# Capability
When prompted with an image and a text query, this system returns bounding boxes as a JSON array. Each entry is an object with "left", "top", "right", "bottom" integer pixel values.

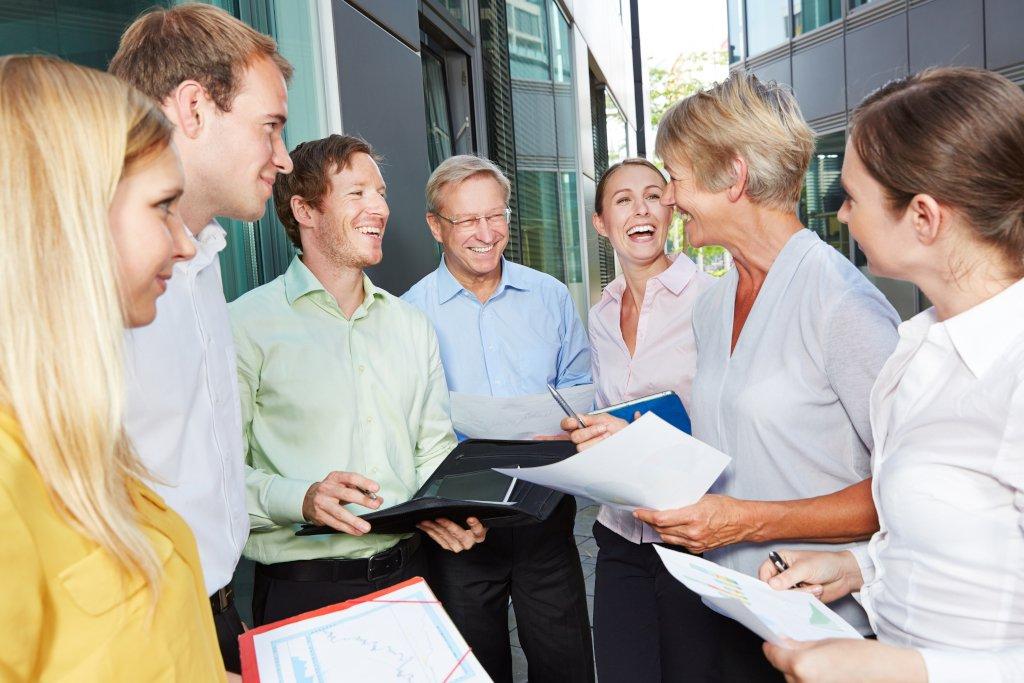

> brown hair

[
  {"left": 108, "top": 3, "right": 293, "bottom": 111},
  {"left": 655, "top": 72, "right": 813, "bottom": 209},
  {"left": 273, "top": 134, "right": 381, "bottom": 250},
  {"left": 851, "top": 67, "right": 1024, "bottom": 275},
  {"left": 595, "top": 157, "right": 666, "bottom": 215}
]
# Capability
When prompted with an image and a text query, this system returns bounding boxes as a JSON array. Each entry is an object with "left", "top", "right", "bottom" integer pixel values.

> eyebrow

[{"left": 266, "top": 113, "right": 287, "bottom": 125}]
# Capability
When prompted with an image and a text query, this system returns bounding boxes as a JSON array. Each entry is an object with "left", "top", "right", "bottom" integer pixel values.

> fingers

[
  {"left": 417, "top": 521, "right": 457, "bottom": 552},
  {"left": 533, "top": 433, "right": 571, "bottom": 441},
  {"left": 325, "top": 471, "right": 380, "bottom": 496},
  {"left": 419, "top": 518, "right": 480, "bottom": 553},
  {"left": 758, "top": 558, "right": 780, "bottom": 582},
  {"left": 633, "top": 506, "right": 693, "bottom": 528},
  {"left": 317, "top": 481, "right": 382, "bottom": 510},
  {"left": 568, "top": 423, "right": 609, "bottom": 450},
  {"left": 762, "top": 642, "right": 794, "bottom": 675},
  {"left": 466, "top": 517, "right": 487, "bottom": 542},
  {"left": 559, "top": 416, "right": 582, "bottom": 432},
  {"left": 315, "top": 501, "right": 372, "bottom": 535},
  {"left": 767, "top": 563, "right": 817, "bottom": 591}
]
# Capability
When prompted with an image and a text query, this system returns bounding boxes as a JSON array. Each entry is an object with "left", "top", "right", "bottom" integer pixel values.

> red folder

[{"left": 239, "top": 576, "right": 473, "bottom": 682}]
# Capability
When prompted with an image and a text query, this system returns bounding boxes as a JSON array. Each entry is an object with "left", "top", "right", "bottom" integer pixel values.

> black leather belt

[
  {"left": 256, "top": 535, "right": 421, "bottom": 583},
  {"left": 209, "top": 583, "right": 234, "bottom": 614}
]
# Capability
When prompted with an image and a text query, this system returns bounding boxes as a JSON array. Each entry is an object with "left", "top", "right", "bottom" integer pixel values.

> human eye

[
  {"left": 616, "top": 196, "right": 630, "bottom": 205},
  {"left": 646, "top": 192, "right": 662, "bottom": 201}
]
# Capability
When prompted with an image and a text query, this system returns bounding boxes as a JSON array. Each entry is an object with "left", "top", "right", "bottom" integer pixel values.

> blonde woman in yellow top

[{"left": 0, "top": 55, "right": 227, "bottom": 681}]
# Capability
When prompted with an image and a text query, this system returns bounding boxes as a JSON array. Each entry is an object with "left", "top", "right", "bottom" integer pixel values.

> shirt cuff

[
  {"left": 920, "top": 648, "right": 1002, "bottom": 683},
  {"left": 266, "top": 476, "right": 316, "bottom": 526},
  {"left": 847, "top": 544, "right": 875, "bottom": 585}
]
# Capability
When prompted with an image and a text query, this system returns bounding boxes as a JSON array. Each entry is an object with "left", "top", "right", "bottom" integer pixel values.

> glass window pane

[
  {"left": 746, "top": 0, "right": 790, "bottom": 55},
  {"left": 508, "top": 0, "right": 549, "bottom": 80},
  {"left": 800, "top": 132, "right": 849, "bottom": 258},
  {"left": 438, "top": 0, "right": 472, "bottom": 32},
  {"left": 517, "top": 170, "right": 565, "bottom": 279},
  {"left": 422, "top": 50, "right": 454, "bottom": 170},
  {"left": 794, "top": 0, "right": 841, "bottom": 36},
  {"left": 605, "top": 93, "right": 628, "bottom": 166},
  {"left": 727, "top": 0, "right": 744, "bottom": 63},
  {"left": 849, "top": 0, "right": 877, "bottom": 9}
]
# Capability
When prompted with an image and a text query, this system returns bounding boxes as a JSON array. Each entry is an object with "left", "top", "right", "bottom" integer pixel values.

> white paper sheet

[
  {"left": 249, "top": 579, "right": 490, "bottom": 682},
  {"left": 493, "top": 412, "right": 730, "bottom": 511},
  {"left": 450, "top": 384, "right": 595, "bottom": 440},
  {"left": 653, "top": 546, "right": 863, "bottom": 644}
]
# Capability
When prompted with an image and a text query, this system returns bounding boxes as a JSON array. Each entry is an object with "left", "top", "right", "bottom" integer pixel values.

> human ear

[
  {"left": 425, "top": 213, "right": 445, "bottom": 244},
  {"left": 907, "top": 194, "right": 944, "bottom": 246},
  {"left": 726, "top": 156, "right": 749, "bottom": 203},
  {"left": 165, "top": 81, "right": 208, "bottom": 139},
  {"left": 592, "top": 212, "right": 609, "bottom": 238},
  {"left": 290, "top": 196, "right": 317, "bottom": 229}
]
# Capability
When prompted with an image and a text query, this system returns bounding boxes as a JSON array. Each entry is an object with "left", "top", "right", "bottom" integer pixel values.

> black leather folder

[{"left": 296, "top": 439, "right": 576, "bottom": 536}]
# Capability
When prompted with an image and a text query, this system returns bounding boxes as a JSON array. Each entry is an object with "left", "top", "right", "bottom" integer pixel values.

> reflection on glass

[
  {"left": 438, "top": 0, "right": 472, "bottom": 32},
  {"left": 508, "top": 0, "right": 549, "bottom": 80},
  {"left": 550, "top": 2, "right": 572, "bottom": 84},
  {"left": 605, "top": 93, "right": 628, "bottom": 166},
  {"left": 800, "top": 132, "right": 849, "bottom": 258},
  {"left": 517, "top": 171, "right": 565, "bottom": 280},
  {"left": 794, "top": 0, "right": 841, "bottom": 35},
  {"left": 422, "top": 51, "right": 454, "bottom": 170},
  {"left": 746, "top": 0, "right": 790, "bottom": 55},
  {"left": 559, "top": 172, "right": 582, "bottom": 284},
  {"left": 727, "top": 0, "right": 744, "bottom": 63},
  {"left": 849, "top": 0, "right": 877, "bottom": 9}
]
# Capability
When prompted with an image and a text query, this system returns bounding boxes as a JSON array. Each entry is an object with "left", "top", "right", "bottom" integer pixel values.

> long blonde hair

[{"left": 0, "top": 55, "right": 174, "bottom": 595}]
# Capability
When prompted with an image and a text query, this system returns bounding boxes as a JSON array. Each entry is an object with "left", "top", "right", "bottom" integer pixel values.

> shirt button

[
  {"left": 366, "top": 416, "right": 373, "bottom": 424},
  {"left": 488, "top": 345, "right": 494, "bottom": 350},
  {"left": 358, "top": 365, "right": 365, "bottom": 373}
]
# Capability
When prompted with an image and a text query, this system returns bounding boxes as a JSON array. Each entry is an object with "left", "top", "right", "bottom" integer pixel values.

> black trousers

[
  {"left": 251, "top": 539, "right": 428, "bottom": 626},
  {"left": 714, "top": 612, "right": 785, "bottom": 682},
  {"left": 426, "top": 496, "right": 594, "bottom": 683},
  {"left": 211, "top": 599, "right": 245, "bottom": 674},
  {"left": 592, "top": 521, "right": 720, "bottom": 682}
]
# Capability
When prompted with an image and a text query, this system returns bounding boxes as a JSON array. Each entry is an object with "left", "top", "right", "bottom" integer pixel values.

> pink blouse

[{"left": 589, "top": 253, "right": 713, "bottom": 543}]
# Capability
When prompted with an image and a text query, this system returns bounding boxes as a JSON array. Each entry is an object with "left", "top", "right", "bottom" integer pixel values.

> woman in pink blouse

[{"left": 582, "top": 158, "right": 715, "bottom": 682}]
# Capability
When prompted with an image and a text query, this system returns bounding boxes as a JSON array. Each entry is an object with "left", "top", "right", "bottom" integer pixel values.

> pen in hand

[
  {"left": 768, "top": 550, "right": 807, "bottom": 588},
  {"left": 547, "top": 382, "right": 587, "bottom": 429}
]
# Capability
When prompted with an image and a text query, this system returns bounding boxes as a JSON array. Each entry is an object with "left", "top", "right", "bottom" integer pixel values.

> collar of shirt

[
  {"left": 600, "top": 252, "right": 698, "bottom": 305},
  {"left": 176, "top": 220, "right": 226, "bottom": 275},
  {"left": 436, "top": 255, "right": 530, "bottom": 305},
  {"left": 282, "top": 255, "right": 384, "bottom": 320},
  {"left": 942, "top": 276, "right": 1024, "bottom": 379}
]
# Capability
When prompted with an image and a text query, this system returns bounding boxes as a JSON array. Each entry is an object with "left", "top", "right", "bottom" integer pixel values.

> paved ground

[{"left": 233, "top": 497, "right": 602, "bottom": 682}]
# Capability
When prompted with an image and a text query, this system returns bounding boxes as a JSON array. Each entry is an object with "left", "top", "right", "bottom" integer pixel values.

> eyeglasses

[{"left": 434, "top": 207, "right": 511, "bottom": 231}]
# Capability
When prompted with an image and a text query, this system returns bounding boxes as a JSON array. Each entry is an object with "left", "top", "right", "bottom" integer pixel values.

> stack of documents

[
  {"left": 493, "top": 412, "right": 730, "bottom": 511},
  {"left": 654, "top": 546, "right": 863, "bottom": 644},
  {"left": 240, "top": 577, "right": 491, "bottom": 682}
]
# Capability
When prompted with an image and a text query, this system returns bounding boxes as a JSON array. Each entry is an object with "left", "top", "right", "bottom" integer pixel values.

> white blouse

[
  {"left": 691, "top": 229, "right": 900, "bottom": 632},
  {"left": 852, "top": 277, "right": 1024, "bottom": 683}
]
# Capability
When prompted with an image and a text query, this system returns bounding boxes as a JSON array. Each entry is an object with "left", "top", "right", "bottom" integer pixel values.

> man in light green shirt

[{"left": 230, "top": 135, "right": 486, "bottom": 626}]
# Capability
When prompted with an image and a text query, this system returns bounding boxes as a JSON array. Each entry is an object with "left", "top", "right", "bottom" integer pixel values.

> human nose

[
  {"left": 473, "top": 216, "right": 495, "bottom": 243},
  {"left": 660, "top": 182, "right": 676, "bottom": 208},
  {"left": 273, "top": 133, "right": 293, "bottom": 174},
  {"left": 837, "top": 199, "right": 849, "bottom": 224},
  {"left": 169, "top": 213, "right": 196, "bottom": 264}
]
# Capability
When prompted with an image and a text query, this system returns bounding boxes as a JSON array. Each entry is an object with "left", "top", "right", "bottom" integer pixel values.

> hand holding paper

[
  {"left": 493, "top": 412, "right": 730, "bottom": 511},
  {"left": 654, "top": 546, "right": 862, "bottom": 645}
]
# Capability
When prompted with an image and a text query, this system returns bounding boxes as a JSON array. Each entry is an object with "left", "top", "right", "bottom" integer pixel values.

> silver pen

[{"left": 547, "top": 382, "right": 587, "bottom": 429}]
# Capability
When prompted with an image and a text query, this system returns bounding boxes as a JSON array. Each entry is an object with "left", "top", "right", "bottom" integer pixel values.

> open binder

[{"left": 296, "top": 439, "right": 576, "bottom": 536}]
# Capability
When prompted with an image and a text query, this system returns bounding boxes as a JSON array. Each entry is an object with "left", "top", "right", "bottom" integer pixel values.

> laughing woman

[
  {"left": 761, "top": 67, "right": 1024, "bottom": 683},
  {"left": 0, "top": 56, "right": 225, "bottom": 680},
  {"left": 564, "top": 158, "right": 715, "bottom": 681}
]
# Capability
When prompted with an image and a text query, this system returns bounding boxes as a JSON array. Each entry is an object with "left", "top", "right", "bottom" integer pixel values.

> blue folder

[{"left": 592, "top": 390, "right": 691, "bottom": 434}]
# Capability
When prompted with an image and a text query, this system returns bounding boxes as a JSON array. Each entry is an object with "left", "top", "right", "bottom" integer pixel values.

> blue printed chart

[
  {"left": 654, "top": 546, "right": 863, "bottom": 644},
  {"left": 250, "top": 581, "right": 490, "bottom": 682}
]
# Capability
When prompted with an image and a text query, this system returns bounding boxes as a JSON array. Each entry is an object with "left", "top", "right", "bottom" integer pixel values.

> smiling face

[
  {"left": 109, "top": 143, "right": 196, "bottom": 327},
  {"left": 660, "top": 159, "right": 733, "bottom": 249},
  {"left": 199, "top": 56, "right": 293, "bottom": 222},
  {"left": 593, "top": 164, "right": 672, "bottom": 267},
  {"left": 303, "top": 151, "right": 389, "bottom": 269},
  {"left": 427, "top": 173, "right": 510, "bottom": 281}
]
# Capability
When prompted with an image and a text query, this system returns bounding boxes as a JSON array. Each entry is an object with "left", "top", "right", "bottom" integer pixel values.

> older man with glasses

[{"left": 402, "top": 155, "right": 594, "bottom": 683}]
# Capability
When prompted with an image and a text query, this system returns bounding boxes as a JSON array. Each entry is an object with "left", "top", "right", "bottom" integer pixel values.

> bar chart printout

[{"left": 240, "top": 577, "right": 491, "bottom": 682}]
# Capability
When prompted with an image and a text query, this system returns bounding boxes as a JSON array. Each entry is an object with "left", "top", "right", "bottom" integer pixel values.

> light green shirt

[{"left": 230, "top": 257, "right": 457, "bottom": 564}]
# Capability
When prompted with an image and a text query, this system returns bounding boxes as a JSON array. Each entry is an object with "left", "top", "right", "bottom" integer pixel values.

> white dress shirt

[
  {"left": 588, "top": 254, "right": 712, "bottom": 542},
  {"left": 851, "top": 277, "right": 1024, "bottom": 683},
  {"left": 124, "top": 221, "right": 248, "bottom": 595},
  {"left": 691, "top": 229, "right": 900, "bottom": 632}
]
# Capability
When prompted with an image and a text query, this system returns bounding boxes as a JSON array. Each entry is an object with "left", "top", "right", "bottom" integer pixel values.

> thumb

[{"left": 768, "top": 564, "right": 817, "bottom": 591}]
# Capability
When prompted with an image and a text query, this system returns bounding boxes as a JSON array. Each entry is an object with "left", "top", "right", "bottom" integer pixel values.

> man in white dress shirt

[{"left": 109, "top": 4, "right": 294, "bottom": 673}]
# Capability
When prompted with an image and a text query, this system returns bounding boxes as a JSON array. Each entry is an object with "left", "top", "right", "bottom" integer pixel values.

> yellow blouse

[{"left": 0, "top": 410, "right": 224, "bottom": 681}]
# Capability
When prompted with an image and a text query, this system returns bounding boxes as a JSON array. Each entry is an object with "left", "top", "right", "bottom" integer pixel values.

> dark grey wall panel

[
  {"left": 908, "top": 0, "right": 984, "bottom": 71},
  {"left": 345, "top": 0, "right": 419, "bottom": 48},
  {"left": 986, "top": 0, "right": 1024, "bottom": 70},
  {"left": 333, "top": 0, "right": 438, "bottom": 295},
  {"left": 845, "top": 13, "right": 908, "bottom": 108},
  {"left": 751, "top": 56, "right": 791, "bottom": 87},
  {"left": 792, "top": 37, "right": 844, "bottom": 121}
]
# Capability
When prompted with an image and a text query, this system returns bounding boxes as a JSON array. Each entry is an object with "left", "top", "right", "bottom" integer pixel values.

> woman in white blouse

[{"left": 760, "top": 67, "right": 1024, "bottom": 683}]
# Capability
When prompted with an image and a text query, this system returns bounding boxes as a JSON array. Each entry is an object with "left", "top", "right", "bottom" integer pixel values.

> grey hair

[{"left": 425, "top": 154, "right": 512, "bottom": 214}]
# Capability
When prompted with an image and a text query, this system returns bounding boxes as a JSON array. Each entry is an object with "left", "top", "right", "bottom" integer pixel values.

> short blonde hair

[
  {"left": 655, "top": 72, "right": 814, "bottom": 209},
  {"left": 426, "top": 155, "right": 511, "bottom": 214},
  {"left": 109, "top": 2, "right": 293, "bottom": 111},
  {"left": 0, "top": 55, "right": 173, "bottom": 598}
]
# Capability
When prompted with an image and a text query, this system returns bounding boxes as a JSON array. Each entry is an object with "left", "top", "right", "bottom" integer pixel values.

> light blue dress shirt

[{"left": 402, "top": 256, "right": 591, "bottom": 396}]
